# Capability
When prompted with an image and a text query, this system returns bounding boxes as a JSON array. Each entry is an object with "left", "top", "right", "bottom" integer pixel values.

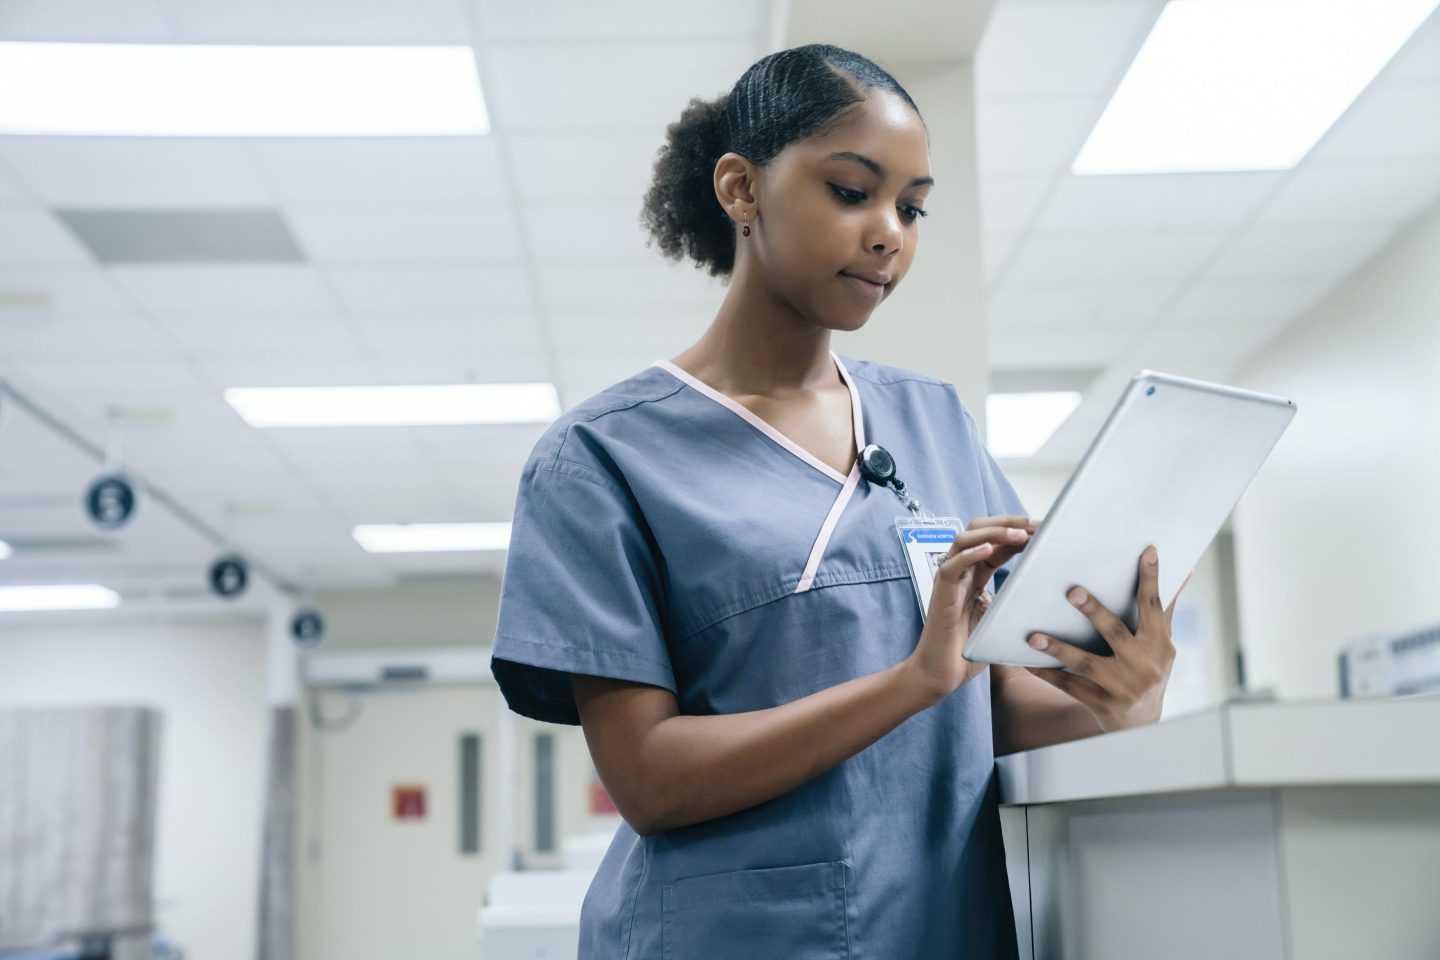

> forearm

[
  {"left": 990, "top": 664, "right": 1104, "bottom": 756},
  {"left": 639, "top": 661, "right": 943, "bottom": 834}
]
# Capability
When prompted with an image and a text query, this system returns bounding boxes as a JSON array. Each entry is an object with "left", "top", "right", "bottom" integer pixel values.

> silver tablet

[{"left": 963, "top": 370, "right": 1296, "bottom": 668}]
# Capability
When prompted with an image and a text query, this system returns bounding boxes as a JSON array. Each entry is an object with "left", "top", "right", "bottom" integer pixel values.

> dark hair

[{"left": 639, "top": 44, "right": 923, "bottom": 279}]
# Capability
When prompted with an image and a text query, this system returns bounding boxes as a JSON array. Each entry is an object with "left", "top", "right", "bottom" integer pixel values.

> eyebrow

[{"left": 825, "top": 151, "right": 935, "bottom": 188}]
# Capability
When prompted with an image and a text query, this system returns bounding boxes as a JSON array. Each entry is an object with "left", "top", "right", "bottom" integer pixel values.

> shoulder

[
  {"left": 523, "top": 363, "right": 687, "bottom": 484},
  {"left": 837, "top": 354, "right": 979, "bottom": 425}
]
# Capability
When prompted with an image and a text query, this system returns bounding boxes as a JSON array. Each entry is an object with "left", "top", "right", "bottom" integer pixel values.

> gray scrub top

[{"left": 491, "top": 350, "right": 1025, "bottom": 960}]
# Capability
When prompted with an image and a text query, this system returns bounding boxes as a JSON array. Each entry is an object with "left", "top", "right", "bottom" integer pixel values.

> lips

[{"left": 840, "top": 271, "right": 890, "bottom": 289}]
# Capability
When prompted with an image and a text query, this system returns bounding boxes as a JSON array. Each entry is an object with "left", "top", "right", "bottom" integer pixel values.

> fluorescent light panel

[
  {"left": 353, "top": 522, "right": 511, "bottom": 553},
  {"left": 1073, "top": 0, "right": 1440, "bottom": 174},
  {"left": 0, "top": 584, "right": 121, "bottom": 612},
  {"left": 225, "top": 384, "right": 560, "bottom": 427},
  {"left": 986, "top": 392, "right": 1082, "bottom": 459},
  {"left": 0, "top": 42, "right": 488, "bottom": 136}
]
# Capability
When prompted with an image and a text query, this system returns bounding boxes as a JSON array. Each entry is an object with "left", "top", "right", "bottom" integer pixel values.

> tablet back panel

[{"left": 964, "top": 371, "right": 1295, "bottom": 667}]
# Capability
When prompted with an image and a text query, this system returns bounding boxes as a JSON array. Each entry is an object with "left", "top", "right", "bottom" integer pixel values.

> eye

[
  {"left": 829, "top": 183, "right": 865, "bottom": 204},
  {"left": 901, "top": 204, "right": 929, "bottom": 222}
]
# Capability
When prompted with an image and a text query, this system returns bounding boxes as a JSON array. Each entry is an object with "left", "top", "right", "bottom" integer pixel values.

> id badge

[{"left": 895, "top": 517, "right": 966, "bottom": 622}]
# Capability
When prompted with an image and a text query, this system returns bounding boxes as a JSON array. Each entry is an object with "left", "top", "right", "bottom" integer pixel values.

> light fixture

[
  {"left": 0, "top": 540, "right": 12, "bottom": 560},
  {"left": 0, "top": 584, "right": 121, "bottom": 613},
  {"left": 985, "top": 392, "right": 1082, "bottom": 459},
  {"left": 1072, "top": 0, "right": 1440, "bottom": 174},
  {"left": 353, "top": 522, "right": 512, "bottom": 553},
  {"left": 0, "top": 42, "right": 489, "bottom": 136},
  {"left": 224, "top": 384, "right": 560, "bottom": 427}
]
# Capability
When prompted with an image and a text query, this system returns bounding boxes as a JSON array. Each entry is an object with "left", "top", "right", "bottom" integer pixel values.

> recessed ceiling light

[
  {"left": 0, "top": 540, "right": 12, "bottom": 560},
  {"left": 1073, "top": 0, "right": 1440, "bottom": 174},
  {"left": 0, "top": 584, "right": 121, "bottom": 612},
  {"left": 0, "top": 42, "right": 489, "bottom": 136},
  {"left": 353, "top": 523, "right": 512, "bottom": 553},
  {"left": 986, "top": 391, "right": 1082, "bottom": 458},
  {"left": 224, "top": 384, "right": 560, "bottom": 427}
]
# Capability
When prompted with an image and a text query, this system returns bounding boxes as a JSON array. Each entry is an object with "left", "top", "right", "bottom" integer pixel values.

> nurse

[{"left": 491, "top": 43, "right": 1185, "bottom": 960}]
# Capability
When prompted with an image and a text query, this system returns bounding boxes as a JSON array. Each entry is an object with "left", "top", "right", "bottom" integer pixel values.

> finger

[
  {"left": 1024, "top": 665, "right": 1110, "bottom": 708},
  {"left": 965, "top": 515, "right": 1036, "bottom": 533},
  {"left": 945, "top": 525, "right": 1030, "bottom": 562},
  {"left": 1026, "top": 632, "right": 1108, "bottom": 685},
  {"left": 1067, "top": 586, "right": 1133, "bottom": 649},
  {"left": 1165, "top": 569, "right": 1195, "bottom": 623},
  {"left": 1136, "top": 545, "right": 1163, "bottom": 634}
]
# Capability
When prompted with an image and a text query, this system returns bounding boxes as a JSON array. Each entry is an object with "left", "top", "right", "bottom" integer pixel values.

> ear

[{"left": 714, "top": 152, "right": 759, "bottom": 223}]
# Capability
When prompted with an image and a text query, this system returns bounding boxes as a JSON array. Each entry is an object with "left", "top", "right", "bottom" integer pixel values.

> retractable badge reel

[{"left": 858, "top": 444, "right": 965, "bottom": 621}]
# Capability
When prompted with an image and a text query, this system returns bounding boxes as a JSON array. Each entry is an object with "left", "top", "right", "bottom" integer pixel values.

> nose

[{"left": 867, "top": 207, "right": 904, "bottom": 256}]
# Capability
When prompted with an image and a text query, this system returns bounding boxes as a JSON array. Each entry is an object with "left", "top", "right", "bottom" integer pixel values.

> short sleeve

[{"left": 490, "top": 456, "right": 676, "bottom": 725}]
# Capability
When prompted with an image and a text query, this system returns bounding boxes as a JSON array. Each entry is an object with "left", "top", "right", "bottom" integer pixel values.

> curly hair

[{"left": 639, "top": 44, "right": 923, "bottom": 279}]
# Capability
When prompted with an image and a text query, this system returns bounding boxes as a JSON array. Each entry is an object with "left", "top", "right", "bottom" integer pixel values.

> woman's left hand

[{"left": 1023, "top": 545, "right": 1192, "bottom": 732}]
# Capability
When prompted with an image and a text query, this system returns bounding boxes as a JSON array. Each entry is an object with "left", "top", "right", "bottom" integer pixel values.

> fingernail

[
  {"left": 1069, "top": 587, "right": 1088, "bottom": 606},
  {"left": 1029, "top": 634, "right": 1049, "bottom": 650},
  {"left": 1146, "top": 546, "right": 1158, "bottom": 565},
  {"left": 1009, "top": 528, "right": 1026, "bottom": 540}
]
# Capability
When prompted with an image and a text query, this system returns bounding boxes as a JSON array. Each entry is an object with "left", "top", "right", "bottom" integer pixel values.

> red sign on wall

[{"left": 393, "top": 784, "right": 427, "bottom": 820}]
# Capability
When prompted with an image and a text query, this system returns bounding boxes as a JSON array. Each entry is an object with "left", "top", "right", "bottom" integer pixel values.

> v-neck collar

[{"left": 652, "top": 349, "right": 866, "bottom": 485}]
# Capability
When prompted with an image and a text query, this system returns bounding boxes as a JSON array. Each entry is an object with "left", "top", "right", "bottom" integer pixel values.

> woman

[{"left": 491, "top": 43, "right": 1183, "bottom": 959}]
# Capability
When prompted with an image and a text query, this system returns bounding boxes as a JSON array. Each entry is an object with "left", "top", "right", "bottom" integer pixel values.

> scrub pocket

[{"left": 660, "top": 860, "right": 850, "bottom": 960}]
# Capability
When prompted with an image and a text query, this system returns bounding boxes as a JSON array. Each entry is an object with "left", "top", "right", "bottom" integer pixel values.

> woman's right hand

[{"left": 903, "top": 515, "right": 1036, "bottom": 704}]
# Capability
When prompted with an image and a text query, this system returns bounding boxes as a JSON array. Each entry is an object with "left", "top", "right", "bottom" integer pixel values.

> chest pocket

[{"left": 661, "top": 860, "right": 851, "bottom": 960}]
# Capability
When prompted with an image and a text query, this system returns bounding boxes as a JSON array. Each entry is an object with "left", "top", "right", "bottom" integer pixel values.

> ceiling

[
  {"left": 977, "top": 0, "right": 1440, "bottom": 464},
  {"left": 1, "top": 0, "right": 1438, "bottom": 600}
]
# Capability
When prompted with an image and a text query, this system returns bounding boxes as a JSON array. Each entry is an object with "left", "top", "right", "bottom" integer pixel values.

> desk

[{"left": 996, "top": 698, "right": 1440, "bottom": 959}]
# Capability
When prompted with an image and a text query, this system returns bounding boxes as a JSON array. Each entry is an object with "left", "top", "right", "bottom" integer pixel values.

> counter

[{"left": 995, "top": 697, "right": 1440, "bottom": 959}]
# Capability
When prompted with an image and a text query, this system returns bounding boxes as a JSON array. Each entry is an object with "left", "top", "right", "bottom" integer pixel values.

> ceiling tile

[
  {"left": 976, "top": 99, "right": 1098, "bottom": 174},
  {"left": 477, "top": 0, "right": 764, "bottom": 41},
  {"left": 285, "top": 205, "right": 522, "bottom": 263},
  {"left": 987, "top": 323, "right": 1144, "bottom": 369},
  {"left": 0, "top": 209, "right": 96, "bottom": 266},
  {"left": 166, "top": 0, "right": 472, "bottom": 43},
  {"left": 1306, "top": 82, "right": 1440, "bottom": 163},
  {"left": 507, "top": 133, "right": 664, "bottom": 203},
  {"left": 1032, "top": 172, "right": 1283, "bottom": 231},
  {"left": 482, "top": 40, "right": 756, "bottom": 131},
  {"left": 0, "top": 0, "right": 174, "bottom": 40},
  {"left": 976, "top": 1, "right": 1159, "bottom": 99},
  {"left": 249, "top": 137, "right": 510, "bottom": 205},
  {"left": 978, "top": 175, "right": 1052, "bottom": 233},
  {"left": 156, "top": 311, "right": 359, "bottom": 357},
  {"left": 0, "top": 138, "right": 276, "bottom": 207},
  {"left": 1161, "top": 279, "right": 1332, "bottom": 325},
  {"left": 326, "top": 263, "right": 533, "bottom": 315},
  {"left": 352, "top": 312, "right": 547, "bottom": 360},
  {"left": 0, "top": 267, "right": 139, "bottom": 316},
  {"left": 200, "top": 354, "right": 376, "bottom": 389},
  {"left": 523, "top": 203, "right": 655, "bottom": 261},
  {"left": 112, "top": 264, "right": 339, "bottom": 319},
  {"left": 1003, "top": 228, "right": 1229, "bottom": 284},
  {"left": 1, "top": 314, "right": 176, "bottom": 359},
  {"left": 535, "top": 261, "right": 725, "bottom": 312},
  {"left": 983, "top": 232, "right": 1021, "bottom": 287},
  {"left": 1384, "top": 11, "right": 1440, "bottom": 83},
  {"left": 1252, "top": 160, "right": 1440, "bottom": 227},
  {"left": 1206, "top": 224, "right": 1402, "bottom": 280}
]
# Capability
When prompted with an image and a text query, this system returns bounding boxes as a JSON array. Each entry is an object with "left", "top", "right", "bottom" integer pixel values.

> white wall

[
  {"left": 1231, "top": 197, "right": 1440, "bottom": 699},
  {"left": 0, "top": 611, "right": 269, "bottom": 960}
]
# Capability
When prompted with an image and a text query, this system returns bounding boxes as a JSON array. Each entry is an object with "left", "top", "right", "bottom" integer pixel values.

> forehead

[{"left": 788, "top": 91, "right": 930, "bottom": 180}]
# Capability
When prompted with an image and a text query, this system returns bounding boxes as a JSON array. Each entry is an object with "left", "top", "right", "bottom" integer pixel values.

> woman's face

[{"left": 746, "top": 90, "right": 932, "bottom": 331}]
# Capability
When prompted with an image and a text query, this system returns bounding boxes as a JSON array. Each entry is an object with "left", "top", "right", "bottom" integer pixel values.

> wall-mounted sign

[
  {"left": 209, "top": 555, "right": 248, "bottom": 598},
  {"left": 393, "top": 784, "right": 427, "bottom": 821},
  {"left": 85, "top": 474, "right": 137, "bottom": 530}
]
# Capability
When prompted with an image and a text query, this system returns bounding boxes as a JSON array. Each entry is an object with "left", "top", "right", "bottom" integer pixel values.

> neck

[{"left": 672, "top": 256, "right": 839, "bottom": 397}]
